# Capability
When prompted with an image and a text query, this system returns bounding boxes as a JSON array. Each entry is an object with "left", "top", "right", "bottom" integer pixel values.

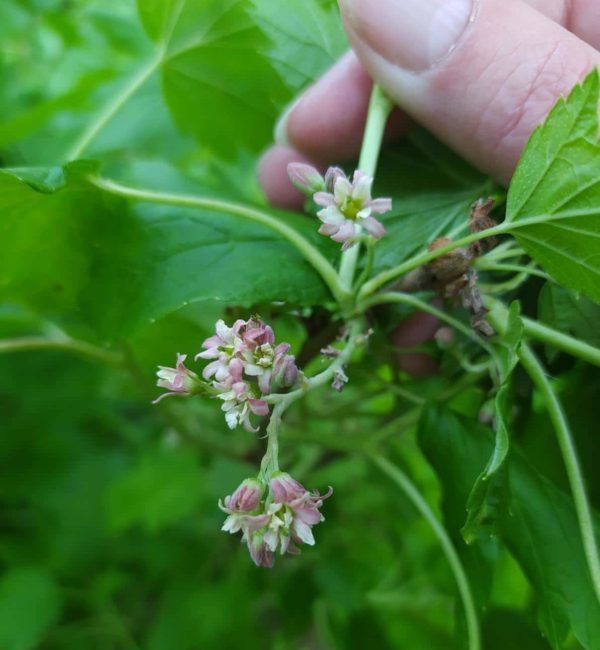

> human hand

[{"left": 258, "top": 0, "right": 600, "bottom": 375}]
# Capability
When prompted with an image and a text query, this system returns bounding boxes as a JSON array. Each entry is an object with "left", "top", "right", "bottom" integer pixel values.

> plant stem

[
  {"left": 259, "top": 402, "right": 282, "bottom": 482},
  {"left": 361, "top": 292, "right": 495, "bottom": 357},
  {"left": 486, "top": 298, "right": 600, "bottom": 367},
  {"left": 339, "top": 85, "right": 392, "bottom": 292},
  {"left": 91, "top": 175, "right": 347, "bottom": 304},
  {"left": 518, "top": 343, "right": 600, "bottom": 605},
  {"left": 266, "top": 319, "right": 364, "bottom": 405},
  {"left": 0, "top": 335, "right": 123, "bottom": 366},
  {"left": 359, "top": 207, "right": 596, "bottom": 300},
  {"left": 369, "top": 453, "right": 481, "bottom": 650},
  {"left": 259, "top": 319, "right": 365, "bottom": 479},
  {"left": 358, "top": 223, "right": 510, "bottom": 300},
  {"left": 475, "top": 261, "right": 550, "bottom": 281}
]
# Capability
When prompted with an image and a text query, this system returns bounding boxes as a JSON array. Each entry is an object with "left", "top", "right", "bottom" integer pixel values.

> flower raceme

[
  {"left": 220, "top": 473, "right": 332, "bottom": 568},
  {"left": 153, "top": 318, "right": 300, "bottom": 431},
  {"left": 287, "top": 163, "right": 392, "bottom": 248}
]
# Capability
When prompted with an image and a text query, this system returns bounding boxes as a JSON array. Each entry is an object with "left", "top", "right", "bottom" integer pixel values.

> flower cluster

[
  {"left": 220, "top": 473, "right": 332, "bottom": 568},
  {"left": 154, "top": 318, "right": 299, "bottom": 432},
  {"left": 288, "top": 163, "right": 391, "bottom": 248}
]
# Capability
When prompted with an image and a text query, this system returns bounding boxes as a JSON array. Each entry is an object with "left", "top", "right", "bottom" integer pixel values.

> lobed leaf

[
  {"left": 506, "top": 70, "right": 600, "bottom": 303},
  {"left": 419, "top": 405, "right": 600, "bottom": 649}
]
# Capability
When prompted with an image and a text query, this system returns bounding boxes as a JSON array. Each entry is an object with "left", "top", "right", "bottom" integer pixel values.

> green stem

[
  {"left": 339, "top": 85, "right": 392, "bottom": 293},
  {"left": 266, "top": 320, "right": 364, "bottom": 405},
  {"left": 486, "top": 298, "right": 600, "bottom": 367},
  {"left": 358, "top": 223, "right": 510, "bottom": 300},
  {"left": 360, "top": 207, "right": 598, "bottom": 300},
  {"left": 259, "top": 402, "right": 282, "bottom": 482},
  {"left": 475, "top": 261, "right": 550, "bottom": 281},
  {"left": 518, "top": 344, "right": 600, "bottom": 604},
  {"left": 353, "top": 239, "right": 376, "bottom": 293},
  {"left": 91, "top": 176, "right": 347, "bottom": 304},
  {"left": 369, "top": 453, "right": 481, "bottom": 650},
  {"left": 361, "top": 292, "right": 495, "bottom": 357},
  {"left": 0, "top": 335, "right": 122, "bottom": 366},
  {"left": 522, "top": 317, "right": 600, "bottom": 367}
]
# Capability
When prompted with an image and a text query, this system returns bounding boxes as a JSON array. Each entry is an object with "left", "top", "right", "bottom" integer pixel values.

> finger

[
  {"left": 338, "top": 0, "right": 600, "bottom": 184},
  {"left": 391, "top": 308, "right": 441, "bottom": 378},
  {"left": 273, "top": 0, "right": 600, "bottom": 173},
  {"left": 524, "top": 0, "right": 600, "bottom": 50},
  {"left": 275, "top": 52, "right": 410, "bottom": 162},
  {"left": 258, "top": 145, "right": 321, "bottom": 210}
]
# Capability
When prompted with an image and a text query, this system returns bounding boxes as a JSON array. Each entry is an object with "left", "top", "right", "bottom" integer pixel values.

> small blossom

[
  {"left": 157, "top": 317, "right": 300, "bottom": 432},
  {"left": 216, "top": 380, "right": 269, "bottom": 432},
  {"left": 153, "top": 353, "right": 202, "bottom": 403},
  {"left": 287, "top": 162, "right": 325, "bottom": 194},
  {"left": 220, "top": 472, "right": 332, "bottom": 567},
  {"left": 219, "top": 478, "right": 270, "bottom": 534},
  {"left": 264, "top": 473, "right": 332, "bottom": 555},
  {"left": 313, "top": 169, "right": 390, "bottom": 247}
]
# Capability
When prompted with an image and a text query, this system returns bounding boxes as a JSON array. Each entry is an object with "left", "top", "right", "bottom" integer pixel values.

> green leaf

[
  {"left": 0, "top": 163, "right": 332, "bottom": 339},
  {"left": 538, "top": 282, "right": 600, "bottom": 349},
  {"left": 419, "top": 405, "right": 600, "bottom": 649},
  {"left": 136, "top": 0, "right": 289, "bottom": 156},
  {"left": 462, "top": 301, "right": 523, "bottom": 543},
  {"left": 505, "top": 70, "right": 600, "bottom": 303},
  {"left": 107, "top": 448, "right": 204, "bottom": 533},
  {"left": 249, "top": 0, "right": 347, "bottom": 93},
  {"left": 0, "top": 567, "right": 61, "bottom": 650}
]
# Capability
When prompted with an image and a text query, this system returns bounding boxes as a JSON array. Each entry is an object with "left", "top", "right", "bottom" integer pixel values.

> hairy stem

[
  {"left": 91, "top": 176, "right": 347, "bottom": 304},
  {"left": 518, "top": 344, "right": 600, "bottom": 604},
  {"left": 339, "top": 85, "right": 392, "bottom": 292},
  {"left": 369, "top": 453, "right": 481, "bottom": 650}
]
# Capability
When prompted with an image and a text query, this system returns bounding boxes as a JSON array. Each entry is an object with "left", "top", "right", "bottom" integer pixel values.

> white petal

[
  {"left": 293, "top": 519, "right": 315, "bottom": 545},
  {"left": 334, "top": 176, "right": 352, "bottom": 205},
  {"left": 351, "top": 172, "right": 373, "bottom": 203}
]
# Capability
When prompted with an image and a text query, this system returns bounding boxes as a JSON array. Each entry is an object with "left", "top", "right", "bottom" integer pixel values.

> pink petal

[
  {"left": 351, "top": 172, "right": 373, "bottom": 203},
  {"left": 249, "top": 399, "right": 269, "bottom": 416},
  {"left": 367, "top": 197, "right": 392, "bottom": 214},
  {"left": 331, "top": 220, "right": 356, "bottom": 243},
  {"left": 317, "top": 206, "right": 346, "bottom": 225},
  {"left": 361, "top": 216, "right": 386, "bottom": 239},
  {"left": 313, "top": 191, "right": 335, "bottom": 208}
]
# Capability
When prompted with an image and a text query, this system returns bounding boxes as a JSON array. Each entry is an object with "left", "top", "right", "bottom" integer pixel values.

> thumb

[{"left": 338, "top": 0, "right": 599, "bottom": 184}]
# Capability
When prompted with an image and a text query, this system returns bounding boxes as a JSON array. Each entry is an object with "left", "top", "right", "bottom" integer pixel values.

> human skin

[{"left": 258, "top": 0, "right": 600, "bottom": 373}]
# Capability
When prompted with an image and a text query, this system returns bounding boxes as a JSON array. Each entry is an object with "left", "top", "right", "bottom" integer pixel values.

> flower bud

[
  {"left": 287, "top": 162, "right": 325, "bottom": 194},
  {"left": 153, "top": 353, "right": 203, "bottom": 403}
]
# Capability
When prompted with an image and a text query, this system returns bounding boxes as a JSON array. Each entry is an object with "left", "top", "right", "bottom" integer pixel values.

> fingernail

[
  {"left": 274, "top": 97, "right": 302, "bottom": 146},
  {"left": 339, "top": 0, "right": 474, "bottom": 71}
]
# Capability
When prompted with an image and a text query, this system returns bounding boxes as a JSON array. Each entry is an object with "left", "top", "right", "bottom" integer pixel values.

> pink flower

[
  {"left": 264, "top": 473, "right": 333, "bottom": 555},
  {"left": 196, "top": 319, "right": 246, "bottom": 381},
  {"left": 245, "top": 530, "right": 275, "bottom": 568},
  {"left": 314, "top": 168, "right": 390, "bottom": 247},
  {"left": 219, "top": 478, "right": 270, "bottom": 534},
  {"left": 153, "top": 353, "right": 202, "bottom": 403},
  {"left": 216, "top": 380, "right": 269, "bottom": 432}
]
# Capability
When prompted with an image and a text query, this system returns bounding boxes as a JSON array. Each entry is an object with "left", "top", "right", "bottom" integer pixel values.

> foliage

[{"left": 1, "top": 1, "right": 599, "bottom": 649}]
